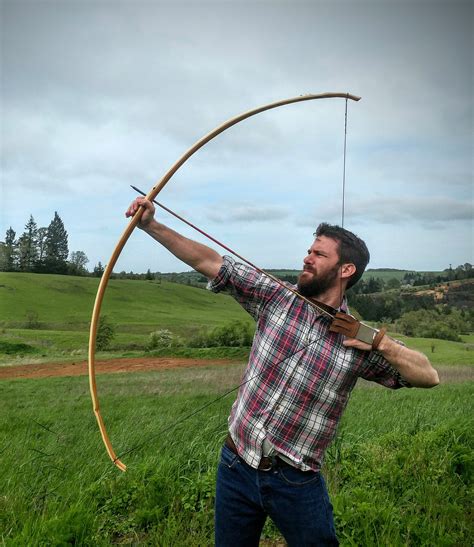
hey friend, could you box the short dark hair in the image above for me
[314,223,370,289]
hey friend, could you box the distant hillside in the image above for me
[156,268,444,287]
[157,268,450,288]
[0,272,250,336]
[407,279,474,309]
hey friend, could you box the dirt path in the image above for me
[0,357,238,380]
[1,358,471,383]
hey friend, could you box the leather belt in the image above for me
[225,434,289,472]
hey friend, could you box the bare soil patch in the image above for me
[0,357,238,380]
[0,359,471,384]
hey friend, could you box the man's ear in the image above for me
[341,263,356,279]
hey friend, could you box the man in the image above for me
[126,198,439,546]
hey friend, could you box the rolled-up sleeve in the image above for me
[207,256,280,320]
[359,346,412,389]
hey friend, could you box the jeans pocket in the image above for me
[278,466,321,486]
[220,444,241,469]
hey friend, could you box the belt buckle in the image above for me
[259,455,274,471]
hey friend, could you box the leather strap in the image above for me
[329,312,387,350]
[371,327,386,350]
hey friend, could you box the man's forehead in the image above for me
[312,235,339,251]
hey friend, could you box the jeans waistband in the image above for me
[225,433,300,472]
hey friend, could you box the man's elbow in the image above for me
[427,368,440,388]
[417,366,440,389]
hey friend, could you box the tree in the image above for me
[43,212,69,273]
[0,227,18,271]
[386,277,401,290]
[18,215,39,272]
[36,227,48,269]
[68,251,89,276]
[93,262,105,277]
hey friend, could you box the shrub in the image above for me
[395,308,463,341]
[24,309,41,329]
[190,320,254,348]
[96,315,116,351]
[148,329,173,349]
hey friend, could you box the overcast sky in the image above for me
[1,0,472,274]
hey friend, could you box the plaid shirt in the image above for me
[208,256,408,471]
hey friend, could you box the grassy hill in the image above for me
[1,272,472,366]
[0,272,252,362]
[0,272,248,332]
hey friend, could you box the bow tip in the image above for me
[114,459,127,472]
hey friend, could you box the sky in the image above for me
[1,0,472,274]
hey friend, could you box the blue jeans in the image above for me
[215,445,338,546]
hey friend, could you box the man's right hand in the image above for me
[124,196,223,279]
[125,197,155,229]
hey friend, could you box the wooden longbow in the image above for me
[88,92,361,471]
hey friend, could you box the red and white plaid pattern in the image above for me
[208,257,408,471]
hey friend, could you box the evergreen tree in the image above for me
[36,227,48,269]
[93,262,105,277]
[44,212,69,273]
[18,215,39,272]
[0,227,18,271]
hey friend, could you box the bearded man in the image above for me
[126,197,439,547]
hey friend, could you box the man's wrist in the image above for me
[138,219,159,233]
[376,333,399,356]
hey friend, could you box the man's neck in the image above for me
[308,287,345,311]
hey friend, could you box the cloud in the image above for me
[304,196,473,228]
[207,203,290,223]
[1,0,472,272]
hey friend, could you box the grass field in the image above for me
[0,362,472,545]
[0,272,253,364]
[0,272,248,332]
[1,272,473,544]
[1,273,474,368]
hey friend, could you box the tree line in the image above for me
[0,213,91,275]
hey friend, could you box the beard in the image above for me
[297,264,341,298]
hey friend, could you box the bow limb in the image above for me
[88,92,361,471]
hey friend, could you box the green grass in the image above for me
[0,272,249,333]
[1,273,473,368]
[0,364,472,545]
[2,325,472,368]
[0,272,255,364]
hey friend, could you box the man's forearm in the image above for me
[377,335,439,388]
[140,219,223,279]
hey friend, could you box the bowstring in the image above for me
[342,97,348,229]
[339,97,349,306]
